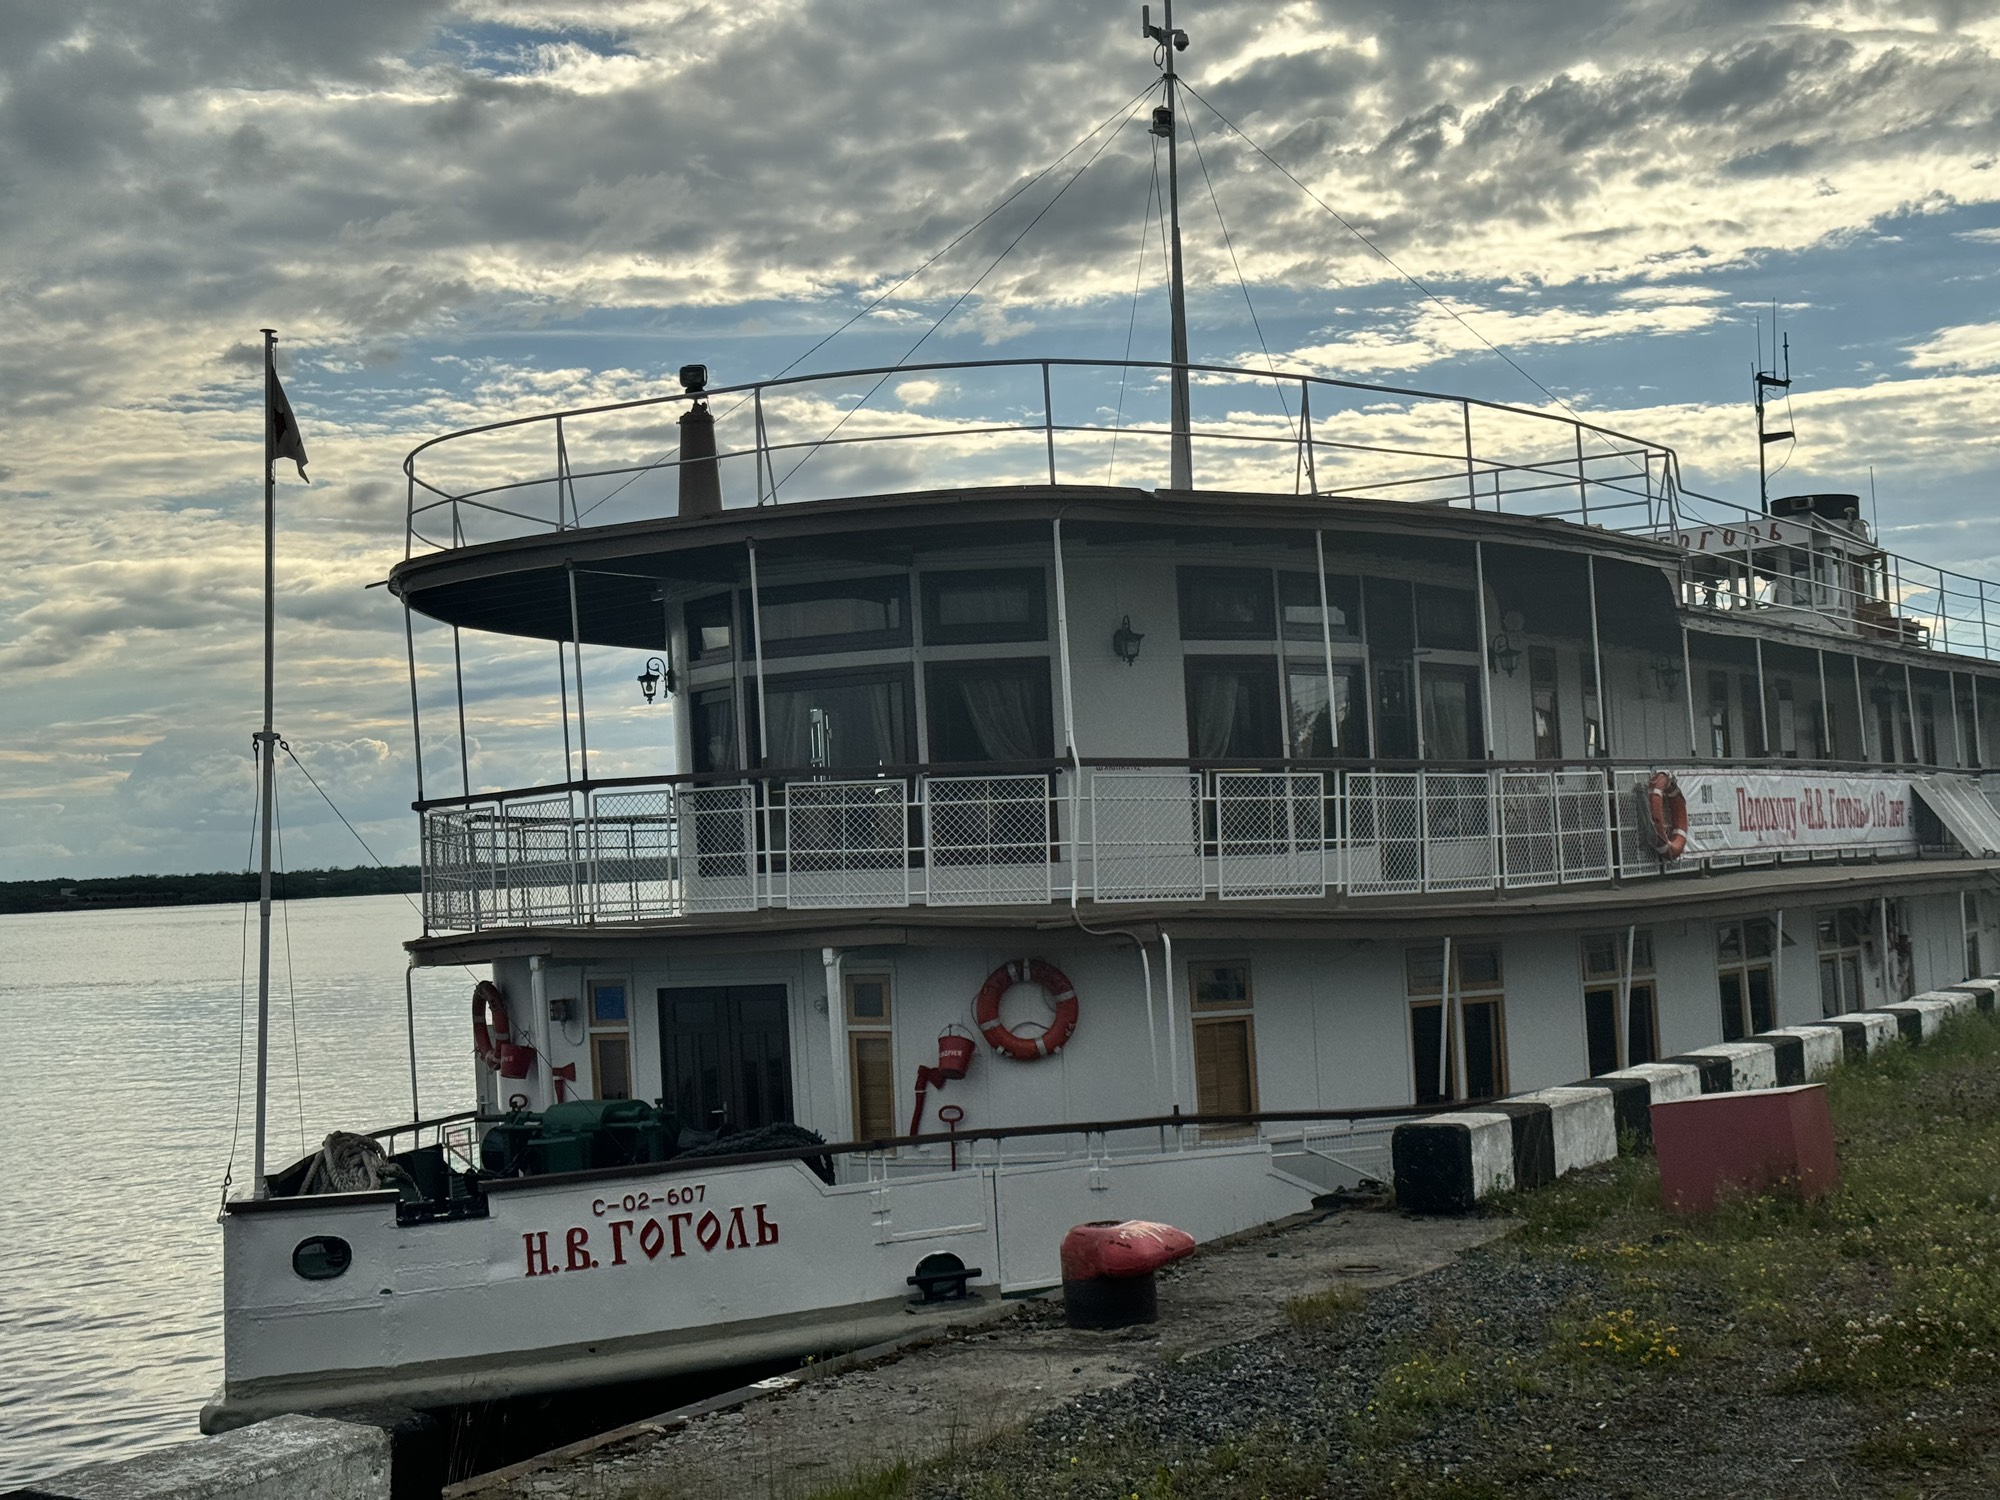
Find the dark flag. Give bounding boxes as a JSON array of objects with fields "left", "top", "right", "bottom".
[{"left": 269, "top": 370, "right": 310, "bottom": 482}]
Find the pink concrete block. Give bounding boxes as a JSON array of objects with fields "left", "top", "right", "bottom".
[{"left": 1651, "top": 1083, "right": 1839, "bottom": 1215}]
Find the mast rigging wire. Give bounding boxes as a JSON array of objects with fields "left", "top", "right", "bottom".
[
  {"left": 1184, "top": 110, "right": 1297, "bottom": 444},
  {"left": 772, "top": 93, "right": 1153, "bottom": 495},
  {"left": 1179, "top": 81, "right": 1644, "bottom": 476},
  {"left": 1106, "top": 133, "right": 1163, "bottom": 484},
  {"left": 573, "top": 81, "right": 1160, "bottom": 524},
  {"left": 272, "top": 776, "right": 308, "bottom": 1157},
  {"left": 219, "top": 748, "right": 266, "bottom": 1214}
]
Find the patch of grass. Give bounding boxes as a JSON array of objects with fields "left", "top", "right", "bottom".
[
  {"left": 1285, "top": 1283, "right": 1365, "bottom": 1329},
  {"left": 804, "top": 1461, "right": 914, "bottom": 1500}
]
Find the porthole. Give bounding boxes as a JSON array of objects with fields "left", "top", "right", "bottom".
[{"left": 292, "top": 1235, "right": 353, "bottom": 1281}]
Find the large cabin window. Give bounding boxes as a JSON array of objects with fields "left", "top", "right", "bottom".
[
  {"left": 1739, "top": 675, "right": 1765, "bottom": 759},
  {"left": 1284, "top": 663, "right": 1367, "bottom": 758},
  {"left": 691, "top": 687, "right": 739, "bottom": 773},
  {"left": 755, "top": 576, "right": 911, "bottom": 658},
  {"left": 1582, "top": 930, "right": 1658, "bottom": 1075},
  {"left": 1716, "top": 917, "right": 1776, "bottom": 1040},
  {"left": 751, "top": 667, "right": 915, "bottom": 770},
  {"left": 921, "top": 568, "right": 1047, "bottom": 645},
  {"left": 1420, "top": 665, "right": 1480, "bottom": 762},
  {"left": 1530, "top": 648, "right": 1561, "bottom": 760},
  {"left": 926, "top": 658, "right": 1053, "bottom": 763},
  {"left": 1707, "top": 672, "right": 1732, "bottom": 758},
  {"left": 1408, "top": 941, "right": 1506, "bottom": 1104},
  {"left": 1178, "top": 567, "right": 1276, "bottom": 640},
  {"left": 1185, "top": 658, "right": 1282, "bottom": 759}
]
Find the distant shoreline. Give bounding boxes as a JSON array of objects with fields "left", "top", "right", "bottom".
[{"left": 0, "top": 867, "right": 421, "bottom": 915}]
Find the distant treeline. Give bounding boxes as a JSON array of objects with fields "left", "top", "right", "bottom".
[{"left": 1, "top": 866, "right": 422, "bottom": 914}]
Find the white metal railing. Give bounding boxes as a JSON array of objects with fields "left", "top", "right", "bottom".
[
  {"left": 403, "top": 355, "right": 2000, "bottom": 665},
  {"left": 418, "top": 763, "right": 1950, "bottom": 933}
]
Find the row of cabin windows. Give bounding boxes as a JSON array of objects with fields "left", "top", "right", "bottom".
[
  {"left": 1176, "top": 567, "right": 1478, "bottom": 651},
  {"left": 1703, "top": 670, "right": 1962, "bottom": 765}
]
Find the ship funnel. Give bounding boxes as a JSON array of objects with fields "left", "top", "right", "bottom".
[{"left": 677, "top": 363, "right": 721, "bottom": 520}]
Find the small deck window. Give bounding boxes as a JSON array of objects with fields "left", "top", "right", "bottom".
[
  {"left": 1185, "top": 658, "right": 1282, "bottom": 760},
  {"left": 1716, "top": 918, "right": 1776, "bottom": 1040},
  {"left": 926, "top": 658, "right": 1053, "bottom": 763},
  {"left": 1188, "top": 961, "right": 1257, "bottom": 1130},
  {"left": 846, "top": 975, "right": 895, "bottom": 1142},
  {"left": 1278, "top": 572, "right": 1360, "bottom": 641},
  {"left": 1408, "top": 941, "right": 1506, "bottom": 1104},
  {"left": 590, "top": 981, "right": 631, "bottom": 1100},
  {"left": 1816, "top": 906, "right": 1865, "bottom": 1017},
  {"left": 921, "top": 569, "right": 1047, "bottom": 645},
  {"left": 756, "top": 576, "right": 911, "bottom": 658},
  {"left": 686, "top": 594, "right": 735, "bottom": 664},
  {"left": 1581, "top": 929, "right": 1657, "bottom": 1075},
  {"left": 1415, "top": 585, "right": 1477, "bottom": 652},
  {"left": 1178, "top": 567, "right": 1275, "bottom": 640}
]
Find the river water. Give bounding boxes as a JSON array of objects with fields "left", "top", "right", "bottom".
[{"left": 0, "top": 896, "right": 473, "bottom": 1488}]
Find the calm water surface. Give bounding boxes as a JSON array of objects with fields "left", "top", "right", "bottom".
[{"left": 0, "top": 896, "right": 472, "bottom": 1487}]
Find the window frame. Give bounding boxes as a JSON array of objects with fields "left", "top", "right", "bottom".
[
  {"left": 587, "top": 978, "right": 633, "bottom": 1101},
  {"left": 1407, "top": 940, "right": 1506, "bottom": 1104},
  {"left": 1579, "top": 929, "right": 1658, "bottom": 1075},
  {"left": 753, "top": 574, "right": 913, "bottom": 659},
  {"left": 1177, "top": 565, "right": 1278, "bottom": 642},
  {"left": 1716, "top": 917, "right": 1777, "bottom": 1040},
  {"left": 1186, "top": 959, "right": 1258, "bottom": 1132},
  {"left": 920, "top": 567, "right": 1049, "bottom": 647},
  {"left": 844, "top": 973, "right": 896, "bottom": 1144}
]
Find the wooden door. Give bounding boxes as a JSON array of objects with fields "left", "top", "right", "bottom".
[{"left": 658, "top": 985, "right": 793, "bottom": 1136}]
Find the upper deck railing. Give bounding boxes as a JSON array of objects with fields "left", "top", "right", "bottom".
[
  {"left": 402, "top": 357, "right": 2000, "bottom": 662},
  {"left": 416, "top": 758, "right": 1966, "bottom": 936}
]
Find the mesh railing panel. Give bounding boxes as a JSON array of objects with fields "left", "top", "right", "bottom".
[
  {"left": 785, "top": 780, "right": 909, "bottom": 909},
  {"left": 505, "top": 795, "right": 581, "bottom": 924},
  {"left": 925, "top": 775, "right": 1053, "bottom": 906},
  {"left": 1347, "top": 772, "right": 1422, "bottom": 896},
  {"left": 421, "top": 810, "right": 476, "bottom": 931},
  {"left": 1422, "top": 772, "right": 1496, "bottom": 892},
  {"left": 591, "top": 789, "right": 680, "bottom": 921},
  {"left": 1555, "top": 769, "right": 1612, "bottom": 882},
  {"left": 1498, "top": 771, "right": 1558, "bottom": 889},
  {"left": 1215, "top": 771, "right": 1327, "bottom": 899},
  {"left": 678, "top": 784, "right": 759, "bottom": 913},
  {"left": 1090, "top": 770, "right": 1204, "bottom": 901}
]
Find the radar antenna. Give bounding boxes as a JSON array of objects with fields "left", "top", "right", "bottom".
[
  {"left": 1754, "top": 324, "right": 1793, "bottom": 515},
  {"left": 1142, "top": 4, "right": 1193, "bottom": 489}
]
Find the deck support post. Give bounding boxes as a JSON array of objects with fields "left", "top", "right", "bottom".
[
  {"left": 1160, "top": 928, "right": 1183, "bottom": 1125},
  {"left": 1904, "top": 661, "right": 1919, "bottom": 764},
  {"left": 1586, "top": 556, "right": 1608, "bottom": 757},
  {"left": 823, "top": 948, "right": 846, "bottom": 1146},
  {"left": 1051, "top": 517, "right": 1082, "bottom": 905},
  {"left": 747, "top": 540, "right": 772, "bottom": 906},
  {"left": 1854, "top": 655, "right": 1870, "bottom": 762},
  {"left": 1316, "top": 531, "right": 1340, "bottom": 753},
  {"left": 1817, "top": 648, "right": 1833, "bottom": 761},
  {"left": 1682, "top": 624, "right": 1698, "bottom": 756},
  {"left": 1473, "top": 541, "right": 1493, "bottom": 759},
  {"left": 1753, "top": 636, "right": 1770, "bottom": 758}
]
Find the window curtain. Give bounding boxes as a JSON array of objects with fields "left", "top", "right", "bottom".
[
  {"left": 958, "top": 673, "right": 1042, "bottom": 762},
  {"left": 1191, "top": 671, "right": 1242, "bottom": 758}
]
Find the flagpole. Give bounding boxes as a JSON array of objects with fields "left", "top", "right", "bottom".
[{"left": 253, "top": 328, "right": 279, "bottom": 1197}]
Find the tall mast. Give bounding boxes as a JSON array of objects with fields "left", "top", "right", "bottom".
[
  {"left": 1754, "top": 327, "right": 1793, "bottom": 515},
  {"left": 1143, "top": 4, "right": 1193, "bottom": 489},
  {"left": 253, "top": 328, "right": 280, "bottom": 1197}
]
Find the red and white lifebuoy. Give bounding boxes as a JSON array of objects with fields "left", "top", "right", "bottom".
[
  {"left": 1644, "top": 771, "right": 1689, "bottom": 861},
  {"left": 473, "top": 980, "right": 511, "bottom": 1069},
  {"left": 974, "top": 958, "right": 1079, "bottom": 1061}
]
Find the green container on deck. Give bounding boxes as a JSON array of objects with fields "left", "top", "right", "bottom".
[
  {"left": 525, "top": 1131, "right": 592, "bottom": 1176},
  {"left": 479, "top": 1111, "right": 541, "bottom": 1176}
]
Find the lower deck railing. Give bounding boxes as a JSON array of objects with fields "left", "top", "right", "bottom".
[{"left": 418, "top": 763, "right": 1963, "bottom": 933}]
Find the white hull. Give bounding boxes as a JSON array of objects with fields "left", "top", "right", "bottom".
[{"left": 210, "top": 1135, "right": 1326, "bottom": 1429}]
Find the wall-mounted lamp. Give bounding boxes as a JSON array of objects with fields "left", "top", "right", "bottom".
[
  {"left": 1487, "top": 630, "right": 1523, "bottom": 677},
  {"left": 1111, "top": 615, "right": 1145, "bottom": 667},
  {"left": 636, "top": 655, "right": 673, "bottom": 704},
  {"left": 1652, "top": 653, "right": 1683, "bottom": 695}
]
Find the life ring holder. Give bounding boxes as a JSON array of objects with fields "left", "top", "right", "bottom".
[
  {"left": 974, "top": 958, "right": 1079, "bottom": 1061},
  {"left": 1644, "top": 772, "right": 1689, "bottom": 861},
  {"left": 473, "top": 980, "right": 511, "bottom": 1069}
]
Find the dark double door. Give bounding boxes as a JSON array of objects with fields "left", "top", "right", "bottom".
[{"left": 658, "top": 985, "right": 793, "bottom": 1138}]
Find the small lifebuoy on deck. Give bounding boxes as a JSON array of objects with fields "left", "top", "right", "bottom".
[
  {"left": 974, "top": 958, "right": 1079, "bottom": 1061},
  {"left": 473, "top": 980, "right": 511, "bottom": 1069},
  {"left": 1644, "top": 772, "right": 1689, "bottom": 861}
]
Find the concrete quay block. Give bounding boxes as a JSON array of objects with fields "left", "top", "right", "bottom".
[
  {"left": 1391, "top": 1112, "right": 1515, "bottom": 1215},
  {"left": 1678, "top": 1040, "right": 1779, "bottom": 1093},
  {"left": 1506, "top": 1086, "right": 1619, "bottom": 1178},
  {"left": 1818, "top": 1010, "right": 1901, "bottom": 1061},
  {"left": 1760, "top": 1026, "right": 1846, "bottom": 1081},
  {"left": 8, "top": 1415, "right": 388, "bottom": 1500},
  {"left": 1946, "top": 976, "right": 2000, "bottom": 1013}
]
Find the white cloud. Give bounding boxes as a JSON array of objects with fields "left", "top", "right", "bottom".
[{"left": 1905, "top": 320, "right": 2000, "bottom": 372}]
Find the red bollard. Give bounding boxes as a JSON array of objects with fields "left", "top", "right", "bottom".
[{"left": 1651, "top": 1083, "right": 1840, "bottom": 1215}]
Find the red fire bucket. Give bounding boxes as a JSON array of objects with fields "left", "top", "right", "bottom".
[
  {"left": 498, "top": 1041, "right": 537, "bottom": 1079},
  {"left": 936, "top": 1026, "right": 975, "bottom": 1080}
]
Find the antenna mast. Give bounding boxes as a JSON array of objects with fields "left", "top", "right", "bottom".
[
  {"left": 1754, "top": 327, "right": 1793, "bottom": 514},
  {"left": 1143, "top": 4, "right": 1193, "bottom": 489}
]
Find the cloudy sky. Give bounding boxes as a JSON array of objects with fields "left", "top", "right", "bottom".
[{"left": 3, "top": 0, "right": 1998, "bottom": 879}]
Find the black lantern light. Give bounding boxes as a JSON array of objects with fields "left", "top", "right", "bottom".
[
  {"left": 1652, "top": 653, "right": 1683, "bottom": 695},
  {"left": 1487, "top": 630, "right": 1523, "bottom": 677},
  {"left": 1111, "top": 615, "right": 1145, "bottom": 666},
  {"left": 636, "top": 655, "right": 672, "bottom": 704}
]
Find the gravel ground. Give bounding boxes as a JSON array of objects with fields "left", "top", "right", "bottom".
[{"left": 922, "top": 1241, "right": 1879, "bottom": 1499}]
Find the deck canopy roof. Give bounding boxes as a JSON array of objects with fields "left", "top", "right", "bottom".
[{"left": 386, "top": 483, "right": 1684, "bottom": 650}]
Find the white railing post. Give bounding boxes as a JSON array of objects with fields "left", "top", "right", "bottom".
[{"left": 1042, "top": 362, "right": 1057, "bottom": 485}]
